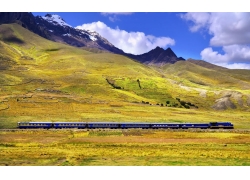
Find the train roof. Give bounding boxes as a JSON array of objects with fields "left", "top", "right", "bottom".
[
  {"left": 54, "top": 122, "right": 87, "bottom": 123},
  {"left": 18, "top": 122, "right": 53, "bottom": 123},
  {"left": 86, "top": 122, "right": 120, "bottom": 124}
]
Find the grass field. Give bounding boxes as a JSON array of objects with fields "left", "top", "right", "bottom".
[
  {"left": 1, "top": 23, "right": 250, "bottom": 166},
  {"left": 0, "top": 129, "right": 250, "bottom": 166}
]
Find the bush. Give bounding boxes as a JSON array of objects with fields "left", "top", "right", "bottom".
[{"left": 180, "top": 101, "right": 186, "bottom": 106}]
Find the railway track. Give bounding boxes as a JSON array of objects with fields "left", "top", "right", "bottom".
[{"left": 1, "top": 128, "right": 250, "bottom": 133}]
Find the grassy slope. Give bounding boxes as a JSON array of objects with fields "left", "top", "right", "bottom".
[{"left": 0, "top": 23, "right": 250, "bottom": 129}]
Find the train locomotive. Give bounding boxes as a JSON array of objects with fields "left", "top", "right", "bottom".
[{"left": 17, "top": 122, "right": 234, "bottom": 129}]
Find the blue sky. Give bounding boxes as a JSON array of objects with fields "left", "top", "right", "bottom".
[
  {"left": 33, "top": 12, "right": 208, "bottom": 59},
  {"left": 31, "top": 12, "right": 250, "bottom": 69}
]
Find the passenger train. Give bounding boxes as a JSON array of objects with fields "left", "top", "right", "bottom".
[{"left": 17, "top": 122, "right": 234, "bottom": 129}]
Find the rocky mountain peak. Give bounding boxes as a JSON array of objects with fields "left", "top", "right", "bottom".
[
  {"left": 165, "top": 47, "right": 177, "bottom": 57},
  {"left": 0, "top": 12, "right": 185, "bottom": 65},
  {"left": 41, "top": 14, "right": 72, "bottom": 27},
  {"left": 155, "top": 46, "right": 164, "bottom": 50},
  {"left": 125, "top": 46, "right": 185, "bottom": 65}
]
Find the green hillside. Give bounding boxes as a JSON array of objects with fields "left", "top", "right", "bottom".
[{"left": 0, "top": 23, "right": 250, "bottom": 129}]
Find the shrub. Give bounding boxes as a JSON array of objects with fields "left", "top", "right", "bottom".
[{"left": 180, "top": 101, "right": 186, "bottom": 106}]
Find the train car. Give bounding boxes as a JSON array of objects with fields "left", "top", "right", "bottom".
[
  {"left": 120, "top": 122, "right": 151, "bottom": 129},
  {"left": 17, "top": 122, "right": 53, "bottom": 129},
  {"left": 209, "top": 122, "right": 234, "bottom": 129},
  {"left": 150, "top": 123, "right": 180, "bottom": 129},
  {"left": 53, "top": 122, "right": 87, "bottom": 129},
  {"left": 181, "top": 123, "right": 210, "bottom": 129},
  {"left": 87, "top": 122, "right": 120, "bottom": 129}
]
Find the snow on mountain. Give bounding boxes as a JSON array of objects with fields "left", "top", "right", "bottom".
[
  {"left": 42, "top": 14, "right": 72, "bottom": 28},
  {"left": 89, "top": 35, "right": 97, "bottom": 41},
  {"left": 62, "top": 33, "right": 71, "bottom": 37}
]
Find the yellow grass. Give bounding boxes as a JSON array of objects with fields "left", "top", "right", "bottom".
[{"left": 0, "top": 130, "right": 250, "bottom": 166}]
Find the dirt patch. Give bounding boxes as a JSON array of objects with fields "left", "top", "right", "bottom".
[
  {"left": 230, "top": 91, "right": 243, "bottom": 106},
  {"left": 212, "top": 91, "right": 245, "bottom": 110},
  {"left": 212, "top": 97, "right": 236, "bottom": 110},
  {"left": 197, "top": 89, "right": 207, "bottom": 98},
  {"left": 179, "top": 85, "right": 191, "bottom": 91}
]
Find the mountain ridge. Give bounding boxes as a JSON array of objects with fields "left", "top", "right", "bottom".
[
  {"left": 0, "top": 12, "right": 184, "bottom": 65},
  {"left": 0, "top": 23, "right": 250, "bottom": 126}
]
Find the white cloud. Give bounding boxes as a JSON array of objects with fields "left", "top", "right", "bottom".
[
  {"left": 180, "top": 12, "right": 210, "bottom": 32},
  {"left": 181, "top": 12, "right": 250, "bottom": 69},
  {"left": 76, "top": 21, "right": 175, "bottom": 55},
  {"left": 200, "top": 45, "right": 250, "bottom": 69},
  {"left": 181, "top": 12, "right": 250, "bottom": 46},
  {"left": 209, "top": 13, "right": 250, "bottom": 46},
  {"left": 101, "top": 12, "right": 133, "bottom": 22},
  {"left": 108, "top": 16, "right": 117, "bottom": 22},
  {"left": 224, "top": 63, "right": 250, "bottom": 69}
]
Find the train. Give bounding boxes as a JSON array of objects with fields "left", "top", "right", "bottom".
[{"left": 17, "top": 122, "right": 234, "bottom": 129}]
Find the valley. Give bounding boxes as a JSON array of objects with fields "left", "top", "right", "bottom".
[
  {"left": 0, "top": 17, "right": 250, "bottom": 166},
  {"left": 0, "top": 23, "right": 250, "bottom": 129}
]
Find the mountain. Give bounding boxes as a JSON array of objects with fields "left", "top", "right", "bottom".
[
  {"left": 0, "top": 12, "right": 184, "bottom": 65},
  {"left": 0, "top": 22, "right": 250, "bottom": 131},
  {"left": 35, "top": 14, "right": 125, "bottom": 54},
  {"left": 126, "top": 46, "right": 185, "bottom": 65},
  {"left": 0, "top": 12, "right": 124, "bottom": 53},
  {"left": 186, "top": 58, "right": 228, "bottom": 71},
  {"left": 0, "top": 12, "right": 50, "bottom": 39}
]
